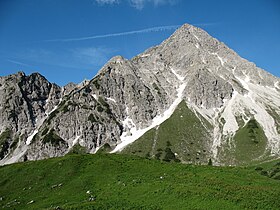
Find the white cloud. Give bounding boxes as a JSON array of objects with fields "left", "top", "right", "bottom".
[
  {"left": 95, "top": 0, "right": 179, "bottom": 9},
  {"left": 95, "top": 0, "right": 119, "bottom": 5},
  {"left": 129, "top": 0, "right": 178, "bottom": 10},
  {"left": 129, "top": 0, "right": 146, "bottom": 10}
]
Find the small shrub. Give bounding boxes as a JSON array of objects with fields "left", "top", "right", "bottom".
[
  {"left": 8, "top": 110, "right": 17, "bottom": 120},
  {"left": 163, "top": 147, "right": 176, "bottom": 162},
  {"left": 255, "top": 166, "right": 263, "bottom": 171},
  {"left": 97, "top": 143, "right": 112, "bottom": 153},
  {"left": 82, "top": 105, "right": 90, "bottom": 110},
  {"left": 208, "top": 158, "right": 213, "bottom": 166},
  {"left": 260, "top": 170, "right": 269, "bottom": 177},
  {"left": 62, "top": 105, "right": 69, "bottom": 113},
  {"left": 97, "top": 105, "right": 104, "bottom": 112},
  {"left": 42, "top": 128, "right": 49, "bottom": 136},
  {"left": 92, "top": 79, "right": 100, "bottom": 89},
  {"left": 273, "top": 174, "right": 280, "bottom": 180},
  {"left": 248, "top": 119, "right": 258, "bottom": 129},
  {"left": 84, "top": 86, "right": 92, "bottom": 93},
  {"left": 145, "top": 152, "right": 150, "bottom": 159},
  {"left": 269, "top": 168, "right": 280, "bottom": 177},
  {"left": 98, "top": 97, "right": 111, "bottom": 114},
  {"left": 47, "top": 109, "right": 59, "bottom": 125},
  {"left": 88, "top": 114, "right": 97, "bottom": 123},
  {"left": 274, "top": 162, "right": 280, "bottom": 166},
  {"left": 10, "top": 137, "right": 19, "bottom": 149},
  {"left": 69, "top": 144, "right": 87, "bottom": 155},
  {"left": 155, "top": 152, "right": 162, "bottom": 160},
  {"left": 42, "top": 129, "right": 65, "bottom": 146},
  {"left": 0, "top": 129, "right": 11, "bottom": 143},
  {"left": 166, "top": 141, "right": 172, "bottom": 147},
  {"left": 152, "top": 83, "right": 161, "bottom": 95}
]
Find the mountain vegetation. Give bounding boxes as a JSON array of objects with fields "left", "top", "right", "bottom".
[{"left": 1, "top": 154, "right": 280, "bottom": 210}]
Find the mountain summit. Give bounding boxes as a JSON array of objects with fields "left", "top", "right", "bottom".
[{"left": 1, "top": 23, "right": 280, "bottom": 165}]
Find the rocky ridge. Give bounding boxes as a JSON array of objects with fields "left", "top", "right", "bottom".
[{"left": 1, "top": 23, "right": 280, "bottom": 165}]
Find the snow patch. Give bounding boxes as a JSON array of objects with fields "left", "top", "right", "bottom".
[
  {"left": 46, "top": 105, "right": 58, "bottom": 116},
  {"left": 121, "top": 116, "right": 137, "bottom": 136},
  {"left": 171, "top": 68, "right": 185, "bottom": 81},
  {"left": 92, "top": 94, "right": 97, "bottom": 100},
  {"left": 211, "top": 52, "right": 225, "bottom": 66},
  {"left": 193, "top": 34, "right": 200, "bottom": 41},
  {"left": 220, "top": 91, "right": 239, "bottom": 135},
  {"left": 189, "top": 106, "right": 212, "bottom": 131},
  {"left": 72, "top": 135, "right": 80, "bottom": 146},
  {"left": 201, "top": 56, "right": 206, "bottom": 64},
  {"left": 106, "top": 97, "right": 116, "bottom": 103},
  {"left": 1, "top": 93, "right": 63, "bottom": 165},
  {"left": 125, "top": 106, "right": 129, "bottom": 114},
  {"left": 94, "top": 146, "right": 100, "bottom": 154},
  {"left": 275, "top": 81, "right": 280, "bottom": 90},
  {"left": 217, "top": 55, "right": 225, "bottom": 66},
  {"left": 195, "top": 43, "right": 200, "bottom": 49},
  {"left": 190, "top": 105, "right": 216, "bottom": 125},
  {"left": 140, "top": 54, "right": 150, "bottom": 58},
  {"left": 25, "top": 102, "right": 59, "bottom": 146},
  {"left": 26, "top": 130, "right": 38, "bottom": 145},
  {"left": 0, "top": 142, "right": 27, "bottom": 165},
  {"left": 111, "top": 83, "right": 186, "bottom": 153},
  {"left": 244, "top": 75, "right": 250, "bottom": 83},
  {"left": 220, "top": 76, "right": 280, "bottom": 155}
]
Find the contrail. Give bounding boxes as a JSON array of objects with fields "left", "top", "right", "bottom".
[
  {"left": 43, "top": 23, "right": 219, "bottom": 42},
  {"left": 44, "top": 25, "right": 181, "bottom": 42},
  {"left": 7, "top": 59, "right": 32, "bottom": 67}
]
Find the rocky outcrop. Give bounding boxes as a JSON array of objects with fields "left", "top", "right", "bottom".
[{"left": 0, "top": 72, "right": 62, "bottom": 163}]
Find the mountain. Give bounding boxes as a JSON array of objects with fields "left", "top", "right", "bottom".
[{"left": 1, "top": 23, "right": 280, "bottom": 166}]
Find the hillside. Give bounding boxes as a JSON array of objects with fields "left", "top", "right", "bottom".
[
  {"left": 1, "top": 154, "right": 280, "bottom": 209},
  {"left": 121, "top": 101, "right": 274, "bottom": 166}
]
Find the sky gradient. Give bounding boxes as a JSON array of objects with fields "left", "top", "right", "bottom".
[{"left": 0, "top": 0, "right": 280, "bottom": 86}]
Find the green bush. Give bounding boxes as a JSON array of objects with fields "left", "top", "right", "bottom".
[
  {"left": 42, "top": 129, "right": 65, "bottom": 146},
  {"left": 42, "top": 127, "right": 49, "bottom": 136},
  {"left": 88, "top": 114, "right": 97, "bottom": 123},
  {"left": 97, "top": 105, "right": 104, "bottom": 112},
  {"left": 92, "top": 79, "right": 100, "bottom": 89},
  {"left": 97, "top": 143, "right": 112, "bottom": 153},
  {"left": 98, "top": 97, "right": 111, "bottom": 114}
]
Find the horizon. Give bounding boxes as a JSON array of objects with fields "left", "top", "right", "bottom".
[{"left": 0, "top": 0, "right": 280, "bottom": 86}]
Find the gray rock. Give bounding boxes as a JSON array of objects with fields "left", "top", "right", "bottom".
[{"left": 1, "top": 23, "right": 279, "bottom": 165}]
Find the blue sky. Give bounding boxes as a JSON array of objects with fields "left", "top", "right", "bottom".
[{"left": 0, "top": 0, "right": 279, "bottom": 86}]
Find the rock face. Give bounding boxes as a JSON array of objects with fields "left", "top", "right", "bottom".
[
  {"left": 1, "top": 23, "right": 280, "bottom": 165},
  {"left": 0, "top": 72, "right": 62, "bottom": 163}
]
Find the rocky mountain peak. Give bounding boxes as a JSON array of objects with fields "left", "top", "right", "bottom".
[{"left": 1, "top": 23, "right": 280, "bottom": 166}]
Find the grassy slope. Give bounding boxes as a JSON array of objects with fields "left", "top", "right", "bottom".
[
  {"left": 121, "top": 101, "right": 213, "bottom": 164},
  {"left": 1, "top": 154, "right": 280, "bottom": 210},
  {"left": 233, "top": 119, "right": 268, "bottom": 165},
  {"left": 121, "top": 100, "right": 272, "bottom": 166}
]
